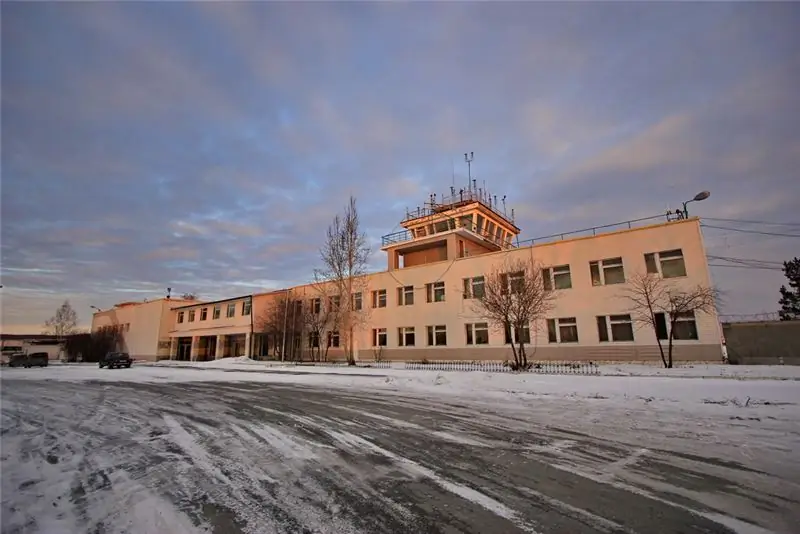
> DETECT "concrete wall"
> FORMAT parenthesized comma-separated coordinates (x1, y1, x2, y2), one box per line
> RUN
(723, 320, 800, 365)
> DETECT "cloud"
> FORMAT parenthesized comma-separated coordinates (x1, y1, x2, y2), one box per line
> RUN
(2, 1, 798, 329)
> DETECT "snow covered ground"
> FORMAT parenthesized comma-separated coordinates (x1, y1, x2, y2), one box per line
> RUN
(2, 364, 799, 533)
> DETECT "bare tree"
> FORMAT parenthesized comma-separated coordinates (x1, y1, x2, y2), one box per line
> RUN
(43, 300, 79, 338)
(302, 284, 337, 362)
(621, 272, 719, 368)
(256, 292, 304, 361)
(472, 257, 556, 370)
(316, 196, 371, 365)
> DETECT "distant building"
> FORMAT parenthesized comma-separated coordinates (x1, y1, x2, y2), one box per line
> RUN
(92, 190, 724, 363)
(0, 334, 65, 361)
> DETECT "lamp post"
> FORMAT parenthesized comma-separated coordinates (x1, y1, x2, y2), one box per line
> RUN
(682, 190, 710, 218)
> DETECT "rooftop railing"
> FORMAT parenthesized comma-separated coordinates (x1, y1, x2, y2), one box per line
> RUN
(403, 190, 514, 224)
(382, 212, 681, 249)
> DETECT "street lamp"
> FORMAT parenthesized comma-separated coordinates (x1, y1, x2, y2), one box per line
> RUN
(682, 190, 710, 218)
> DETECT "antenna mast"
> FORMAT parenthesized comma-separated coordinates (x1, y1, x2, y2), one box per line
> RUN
(464, 151, 474, 193)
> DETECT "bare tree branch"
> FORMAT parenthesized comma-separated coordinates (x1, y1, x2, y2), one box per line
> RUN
(43, 300, 79, 339)
(472, 257, 556, 370)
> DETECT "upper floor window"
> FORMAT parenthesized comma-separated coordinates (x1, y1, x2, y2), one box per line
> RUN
(597, 314, 634, 342)
(501, 270, 525, 294)
(329, 295, 341, 310)
(547, 317, 578, 343)
(226, 303, 236, 317)
(645, 249, 687, 278)
(462, 276, 485, 299)
(242, 300, 251, 316)
(590, 257, 625, 286)
(327, 331, 340, 348)
(427, 325, 447, 346)
(542, 265, 572, 290)
(177, 311, 185, 323)
(310, 298, 321, 314)
(213, 306, 221, 320)
(188, 310, 196, 322)
(371, 289, 386, 308)
(426, 281, 445, 303)
(397, 285, 414, 306)
(353, 292, 363, 311)
(200, 307, 208, 321)
(465, 322, 489, 345)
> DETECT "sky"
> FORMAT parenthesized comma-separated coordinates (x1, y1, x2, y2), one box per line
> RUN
(2, 1, 799, 333)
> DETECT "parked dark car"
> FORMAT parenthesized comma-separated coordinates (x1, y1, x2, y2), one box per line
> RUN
(99, 352, 133, 369)
(8, 352, 49, 368)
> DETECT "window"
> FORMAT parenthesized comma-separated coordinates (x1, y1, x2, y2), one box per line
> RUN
(242, 300, 251, 316)
(465, 322, 489, 345)
(426, 281, 445, 302)
(501, 271, 525, 294)
(212, 306, 221, 320)
(462, 276, 485, 299)
(597, 314, 634, 342)
(372, 328, 387, 347)
(504, 324, 531, 344)
(310, 298, 321, 314)
(327, 331, 340, 348)
(353, 292, 362, 311)
(397, 285, 414, 306)
(654, 312, 669, 340)
(398, 327, 415, 347)
(672, 311, 699, 340)
(371, 289, 386, 308)
(309, 332, 320, 348)
(547, 317, 578, 343)
(476, 214, 485, 234)
(589, 257, 625, 286)
(177, 311, 185, 323)
(188, 310, 196, 322)
(200, 307, 208, 321)
(644, 249, 687, 278)
(226, 303, 236, 317)
(542, 265, 572, 290)
(427, 325, 447, 346)
(125, 323, 130, 332)
(329, 295, 341, 310)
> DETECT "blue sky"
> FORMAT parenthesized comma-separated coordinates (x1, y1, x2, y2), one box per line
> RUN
(2, 2, 798, 331)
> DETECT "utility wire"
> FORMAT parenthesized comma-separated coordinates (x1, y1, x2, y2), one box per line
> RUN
(707, 263, 783, 271)
(700, 224, 800, 238)
(707, 254, 784, 265)
(702, 217, 800, 227)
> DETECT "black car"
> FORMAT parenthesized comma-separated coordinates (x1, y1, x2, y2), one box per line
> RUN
(99, 352, 133, 369)
(8, 352, 49, 368)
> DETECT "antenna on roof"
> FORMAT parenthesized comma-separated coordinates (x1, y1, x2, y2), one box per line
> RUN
(502, 195, 507, 215)
(464, 151, 474, 185)
(166, 287, 172, 300)
(451, 157, 455, 190)
(511, 208, 515, 222)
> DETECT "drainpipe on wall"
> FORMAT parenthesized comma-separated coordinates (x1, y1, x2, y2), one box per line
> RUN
(249, 294, 254, 360)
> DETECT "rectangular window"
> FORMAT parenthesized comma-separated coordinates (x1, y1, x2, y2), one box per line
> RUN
(426, 325, 447, 346)
(226, 303, 236, 317)
(507, 271, 525, 293)
(371, 289, 386, 308)
(309, 332, 320, 348)
(398, 285, 414, 306)
(242, 300, 251, 316)
(329, 295, 341, 310)
(372, 328, 387, 347)
(462, 276, 485, 299)
(426, 281, 445, 302)
(672, 311, 699, 340)
(654, 312, 668, 340)
(504, 324, 531, 345)
(398, 326, 415, 347)
(597, 314, 634, 342)
(485, 221, 496, 239)
(543, 265, 572, 290)
(644, 249, 687, 278)
(547, 317, 578, 343)
(177, 311, 185, 323)
(200, 307, 208, 321)
(589, 257, 625, 286)
(188, 310, 196, 322)
(212, 306, 221, 320)
(476, 214, 485, 234)
(353, 292, 362, 311)
(465, 322, 490, 345)
(310, 298, 321, 314)
(327, 331, 340, 348)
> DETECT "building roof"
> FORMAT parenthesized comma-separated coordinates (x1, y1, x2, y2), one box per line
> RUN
(0, 333, 64, 342)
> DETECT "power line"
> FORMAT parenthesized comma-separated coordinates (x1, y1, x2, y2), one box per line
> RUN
(707, 254, 784, 266)
(703, 217, 800, 227)
(707, 263, 783, 271)
(700, 224, 800, 238)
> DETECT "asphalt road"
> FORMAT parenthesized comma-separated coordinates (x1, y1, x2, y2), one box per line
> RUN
(1, 376, 795, 534)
